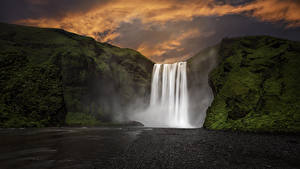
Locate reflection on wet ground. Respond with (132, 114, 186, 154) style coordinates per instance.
(0, 127, 299, 169)
(0, 127, 144, 169)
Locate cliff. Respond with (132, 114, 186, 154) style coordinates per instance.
(202, 36, 300, 132)
(0, 23, 153, 127)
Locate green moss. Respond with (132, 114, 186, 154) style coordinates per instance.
(66, 112, 101, 126)
(0, 23, 153, 128)
(203, 36, 300, 132)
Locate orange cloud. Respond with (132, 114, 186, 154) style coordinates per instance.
(137, 28, 202, 62)
(16, 0, 300, 62)
(241, 0, 300, 27)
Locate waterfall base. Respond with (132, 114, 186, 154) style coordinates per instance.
(132, 62, 194, 128)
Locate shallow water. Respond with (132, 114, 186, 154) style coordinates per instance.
(0, 127, 142, 169)
(0, 127, 299, 169)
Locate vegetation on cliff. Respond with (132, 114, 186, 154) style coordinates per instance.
(203, 36, 300, 132)
(0, 23, 153, 127)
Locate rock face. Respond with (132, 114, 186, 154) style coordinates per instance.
(187, 45, 219, 127)
(203, 36, 300, 132)
(0, 23, 153, 127)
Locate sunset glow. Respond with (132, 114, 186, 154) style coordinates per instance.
(2, 0, 300, 62)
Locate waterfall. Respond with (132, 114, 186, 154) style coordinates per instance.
(130, 49, 218, 128)
(141, 62, 192, 128)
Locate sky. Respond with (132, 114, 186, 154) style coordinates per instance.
(1, 0, 300, 63)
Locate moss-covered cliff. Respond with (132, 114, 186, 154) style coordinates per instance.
(0, 23, 153, 127)
(203, 36, 300, 132)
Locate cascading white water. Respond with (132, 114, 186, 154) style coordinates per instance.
(144, 62, 192, 128)
(130, 48, 218, 128)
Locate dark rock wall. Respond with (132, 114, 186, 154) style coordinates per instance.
(187, 45, 219, 126)
(0, 23, 153, 127)
(204, 36, 300, 132)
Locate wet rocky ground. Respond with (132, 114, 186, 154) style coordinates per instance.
(0, 127, 299, 169)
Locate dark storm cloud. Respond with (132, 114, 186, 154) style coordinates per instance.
(0, 0, 109, 22)
(114, 15, 300, 62)
(214, 0, 255, 6)
(1, 0, 300, 62)
(113, 19, 214, 61)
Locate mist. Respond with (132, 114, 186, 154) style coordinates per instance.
(187, 45, 219, 127)
(126, 45, 219, 128)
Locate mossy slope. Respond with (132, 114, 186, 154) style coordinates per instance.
(204, 36, 300, 132)
(0, 23, 153, 127)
